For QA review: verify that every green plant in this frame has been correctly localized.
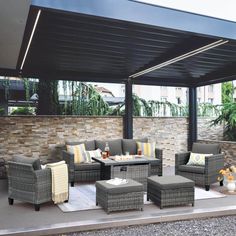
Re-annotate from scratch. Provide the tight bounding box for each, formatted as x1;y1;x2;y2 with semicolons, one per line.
222;82;233;104
11;107;34;115
211;102;236;141
0;107;5;116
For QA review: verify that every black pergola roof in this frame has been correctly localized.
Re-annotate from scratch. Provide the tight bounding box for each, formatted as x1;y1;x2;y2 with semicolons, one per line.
13;0;236;87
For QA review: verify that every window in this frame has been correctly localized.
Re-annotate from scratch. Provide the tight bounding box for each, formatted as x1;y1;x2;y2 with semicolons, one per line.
197;98;201;103
208;85;214;93
208;98;213;104
161;97;167;102
176;97;181;104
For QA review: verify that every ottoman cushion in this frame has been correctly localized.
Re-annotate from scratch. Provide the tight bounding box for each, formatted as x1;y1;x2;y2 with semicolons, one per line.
96;179;143;194
147;175;194;190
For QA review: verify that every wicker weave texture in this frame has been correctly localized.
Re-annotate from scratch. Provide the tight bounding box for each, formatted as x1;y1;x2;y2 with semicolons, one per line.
147;181;194;209
96;186;144;213
111;164;149;190
175;152;224;187
8;162;52;205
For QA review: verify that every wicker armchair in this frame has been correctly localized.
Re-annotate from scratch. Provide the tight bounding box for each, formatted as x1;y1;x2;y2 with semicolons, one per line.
175;143;224;191
8;156;52;211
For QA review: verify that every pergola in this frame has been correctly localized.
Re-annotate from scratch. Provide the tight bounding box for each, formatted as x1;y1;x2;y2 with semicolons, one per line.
1;0;236;149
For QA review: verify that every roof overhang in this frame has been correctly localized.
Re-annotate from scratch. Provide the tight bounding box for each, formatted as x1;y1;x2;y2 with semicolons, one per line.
1;0;236;87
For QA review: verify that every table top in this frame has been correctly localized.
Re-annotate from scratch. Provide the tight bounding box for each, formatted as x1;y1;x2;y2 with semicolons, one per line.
92;155;159;166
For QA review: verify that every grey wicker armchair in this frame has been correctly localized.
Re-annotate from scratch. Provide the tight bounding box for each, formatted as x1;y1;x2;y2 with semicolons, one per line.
175;143;224;191
8;156;52;211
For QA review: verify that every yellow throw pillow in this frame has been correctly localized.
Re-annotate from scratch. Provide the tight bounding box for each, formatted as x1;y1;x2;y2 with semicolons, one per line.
66;144;86;164
187;152;213;166
137;142;155;157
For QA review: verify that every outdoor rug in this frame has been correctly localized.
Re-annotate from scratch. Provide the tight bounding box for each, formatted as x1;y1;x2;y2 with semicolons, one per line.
58;183;226;212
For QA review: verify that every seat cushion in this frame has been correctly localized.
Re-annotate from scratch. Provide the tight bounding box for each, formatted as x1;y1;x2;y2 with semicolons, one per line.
12;155;41;170
147;175;194;190
65;140;95;151
74;162;101;171
178;165;205;174
96;179;143;194
192;143;220;155
95;139;122;156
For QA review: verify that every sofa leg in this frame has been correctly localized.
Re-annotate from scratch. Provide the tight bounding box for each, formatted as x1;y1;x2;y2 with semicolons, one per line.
205;185;210;191
8;198;14;205
220;180;224;186
71;182;74;187
64;200;68;203
34;204;40;211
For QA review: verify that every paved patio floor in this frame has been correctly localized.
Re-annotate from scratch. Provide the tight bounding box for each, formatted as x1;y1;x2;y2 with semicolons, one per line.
0;167;235;236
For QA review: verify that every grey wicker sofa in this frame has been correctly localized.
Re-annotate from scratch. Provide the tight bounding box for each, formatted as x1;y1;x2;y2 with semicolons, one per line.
8;156;52;211
62;138;163;187
175;143;224;191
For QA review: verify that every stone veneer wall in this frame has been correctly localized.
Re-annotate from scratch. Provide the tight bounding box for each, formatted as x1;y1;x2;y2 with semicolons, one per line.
197;117;223;141
133;117;188;166
0;116;123;164
0;116;232;166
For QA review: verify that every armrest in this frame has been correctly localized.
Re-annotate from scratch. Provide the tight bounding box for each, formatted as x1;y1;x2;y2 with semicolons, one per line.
34;168;51;184
205;154;224;175
175;152;190;166
62;150;75;171
155;148;163;161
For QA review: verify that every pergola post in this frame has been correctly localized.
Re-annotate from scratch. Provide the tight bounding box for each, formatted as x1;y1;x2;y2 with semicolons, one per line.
188;86;197;150
124;78;133;139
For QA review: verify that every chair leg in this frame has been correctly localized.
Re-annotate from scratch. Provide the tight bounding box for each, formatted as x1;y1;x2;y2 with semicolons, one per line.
71;181;74;187
34;204;40;211
205;185;210;191
220;180;224;186
8;198;14;205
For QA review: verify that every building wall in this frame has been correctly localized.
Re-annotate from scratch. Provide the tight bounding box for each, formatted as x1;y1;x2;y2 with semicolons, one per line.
0;116;230;166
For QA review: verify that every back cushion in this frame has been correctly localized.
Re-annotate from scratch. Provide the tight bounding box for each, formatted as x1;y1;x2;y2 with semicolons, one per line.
12;156;41;170
122;139;137;155
95;139;122;156
192;143;220;155
65;140;95;151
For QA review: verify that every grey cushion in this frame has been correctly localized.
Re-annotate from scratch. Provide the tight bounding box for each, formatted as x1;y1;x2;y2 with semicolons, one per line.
74;162;101;171
95;139;122;156
178;165;205;174
65;140;95;151
96;179;143;194
122;139;137;155
147;175;194;190
192;143;220;155
12;156;41;170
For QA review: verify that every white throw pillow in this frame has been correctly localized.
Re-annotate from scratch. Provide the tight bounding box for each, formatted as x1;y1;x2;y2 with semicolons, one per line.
85;149;102;163
187;152;213;166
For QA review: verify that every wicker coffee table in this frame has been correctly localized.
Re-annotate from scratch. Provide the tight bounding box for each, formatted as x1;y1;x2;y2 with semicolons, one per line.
96;179;144;213
147;175;194;209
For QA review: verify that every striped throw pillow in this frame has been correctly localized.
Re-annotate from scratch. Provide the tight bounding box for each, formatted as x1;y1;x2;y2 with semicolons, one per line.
66;144;87;164
85;149;102;163
137;142;155;157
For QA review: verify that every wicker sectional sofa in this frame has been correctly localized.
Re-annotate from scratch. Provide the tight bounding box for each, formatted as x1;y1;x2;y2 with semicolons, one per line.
62;138;163;186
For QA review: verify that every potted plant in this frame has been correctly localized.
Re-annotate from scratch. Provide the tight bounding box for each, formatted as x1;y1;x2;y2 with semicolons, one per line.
218;166;236;192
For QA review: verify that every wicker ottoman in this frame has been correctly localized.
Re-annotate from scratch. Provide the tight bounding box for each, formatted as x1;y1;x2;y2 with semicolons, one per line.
95;179;144;213
147;175;194;209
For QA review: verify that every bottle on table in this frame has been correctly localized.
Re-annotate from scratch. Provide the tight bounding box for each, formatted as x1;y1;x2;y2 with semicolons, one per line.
105;142;110;157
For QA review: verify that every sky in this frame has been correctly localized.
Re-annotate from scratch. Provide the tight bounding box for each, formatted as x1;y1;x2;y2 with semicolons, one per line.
137;0;236;22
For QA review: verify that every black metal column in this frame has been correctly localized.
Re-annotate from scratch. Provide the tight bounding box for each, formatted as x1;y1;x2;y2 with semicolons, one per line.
124;78;133;139
188;86;197;150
